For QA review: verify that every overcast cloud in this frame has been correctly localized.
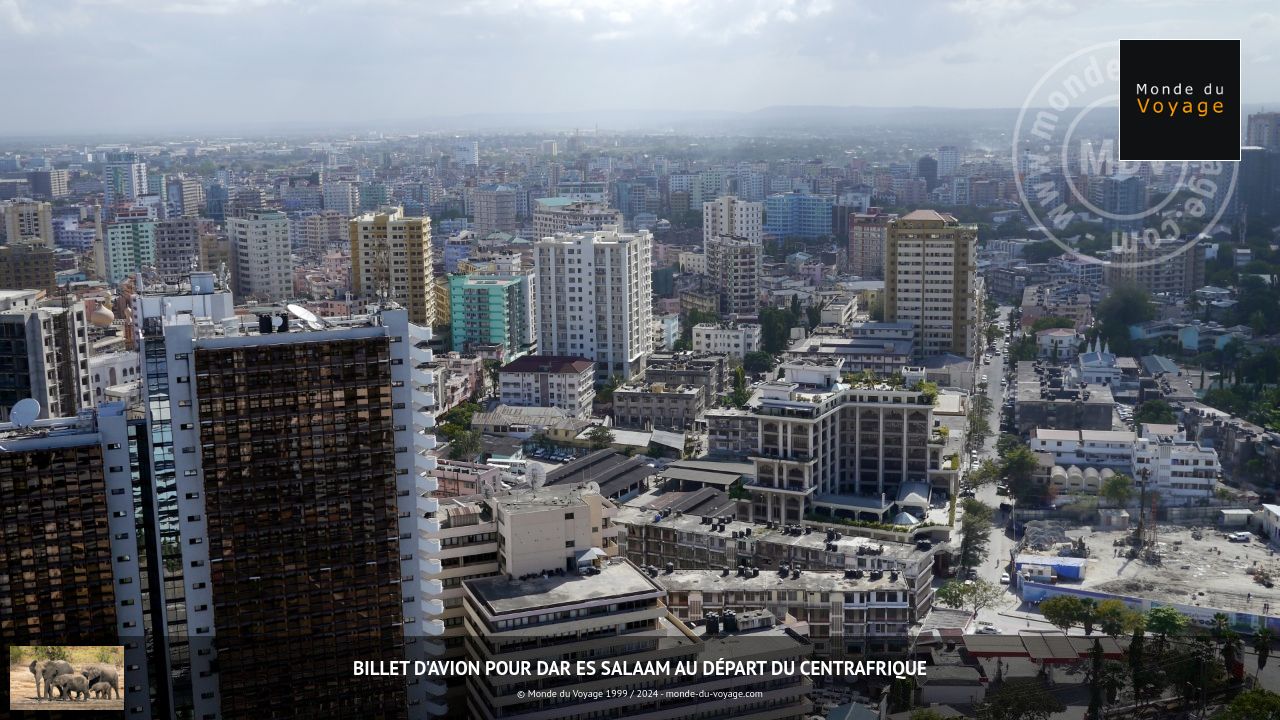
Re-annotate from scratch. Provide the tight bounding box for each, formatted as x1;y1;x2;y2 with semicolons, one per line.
1;0;1278;134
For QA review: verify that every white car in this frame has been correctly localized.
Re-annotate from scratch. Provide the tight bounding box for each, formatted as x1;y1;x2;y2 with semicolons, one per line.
981;375;989;383
1000;572;1011;584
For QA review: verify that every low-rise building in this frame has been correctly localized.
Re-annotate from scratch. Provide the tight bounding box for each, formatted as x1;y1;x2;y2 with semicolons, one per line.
691;322;761;359
645;351;729;398
614;383;706;431
1035;327;1081;360
1133;422;1221;500
498;355;595;418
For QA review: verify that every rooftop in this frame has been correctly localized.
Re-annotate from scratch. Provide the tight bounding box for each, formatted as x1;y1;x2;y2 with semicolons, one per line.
465;559;664;616
499;355;593;375
657;568;907;594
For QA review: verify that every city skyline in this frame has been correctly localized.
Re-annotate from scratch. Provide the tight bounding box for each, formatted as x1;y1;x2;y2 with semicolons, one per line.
3;0;1280;135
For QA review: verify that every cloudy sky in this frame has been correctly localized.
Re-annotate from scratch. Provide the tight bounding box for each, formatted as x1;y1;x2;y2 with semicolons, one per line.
1;0;1278;135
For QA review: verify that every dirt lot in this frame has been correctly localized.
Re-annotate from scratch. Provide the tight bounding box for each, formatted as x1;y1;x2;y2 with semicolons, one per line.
9;665;125;712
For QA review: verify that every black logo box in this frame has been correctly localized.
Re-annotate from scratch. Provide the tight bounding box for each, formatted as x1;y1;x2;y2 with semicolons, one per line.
1119;39;1241;162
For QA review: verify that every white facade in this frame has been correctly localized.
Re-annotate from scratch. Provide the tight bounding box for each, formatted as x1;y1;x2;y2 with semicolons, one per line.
1030;429;1135;470
1134;423;1221;499
89;350;140;406
678;251;706;274
498;358;595;418
535;227;653;382
228;210;291;301
702;195;763;247
323;181;359;217
691;323;761;360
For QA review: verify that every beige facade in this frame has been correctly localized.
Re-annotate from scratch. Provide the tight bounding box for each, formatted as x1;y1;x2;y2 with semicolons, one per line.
349;207;436;326
884;209;979;358
1;199;53;247
532;199;622;238
614;383;706;431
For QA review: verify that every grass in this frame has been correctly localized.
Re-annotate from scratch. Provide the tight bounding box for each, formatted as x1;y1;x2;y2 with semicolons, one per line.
10;645;123;668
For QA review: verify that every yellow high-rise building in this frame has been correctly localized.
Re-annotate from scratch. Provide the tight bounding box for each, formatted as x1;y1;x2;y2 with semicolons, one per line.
349;207;435;326
885;209;981;359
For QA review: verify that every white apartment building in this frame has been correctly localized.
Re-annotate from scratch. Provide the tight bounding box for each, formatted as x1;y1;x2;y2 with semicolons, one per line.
1134;423;1221;500
323;181;359;217
703;195;763;247
678;250;706;274
691;322;761;359
227;209;292;301
498;355;595;418
1030;429;1136;470
535;227;653;382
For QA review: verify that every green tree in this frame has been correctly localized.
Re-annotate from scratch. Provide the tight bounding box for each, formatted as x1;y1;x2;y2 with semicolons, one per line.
729;366;751;408
1094;599;1142;637
596;375;622;404
1146;606;1189;648
1030;316;1075;332
1100;473;1135;508
968;459;1001;488
34;646;70;661
958;498;993;570
1095;282;1155;354
935;579;1004;616
1133;399;1177;426
996;433;1023;457
586;425;615;450
976;678;1066;720
868;295;885;322
1254;627;1274;678
1040;595;1086;633
1086;639;1104;720
1002;445;1044;505
743;351;774;374
448;430;482;460
1217;688;1280;720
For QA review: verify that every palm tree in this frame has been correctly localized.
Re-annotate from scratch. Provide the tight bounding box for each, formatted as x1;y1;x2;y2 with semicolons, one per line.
1222;630;1244;683
1255;627;1275;680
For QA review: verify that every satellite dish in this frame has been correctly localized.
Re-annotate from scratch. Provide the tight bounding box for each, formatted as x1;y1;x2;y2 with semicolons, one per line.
287;303;327;331
271;314;285;329
583;481;600;496
10;398;40;429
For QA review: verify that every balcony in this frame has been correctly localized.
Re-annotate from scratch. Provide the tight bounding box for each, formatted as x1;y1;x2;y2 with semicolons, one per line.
424;619;446;637
421;517;441;534
421;640;445;657
416;412;435;429
420;475;439;493
408;324;432;344
412;366;435;386
422;558;443;575
421;678;448;697
421;577;443;595
418;495;439;514
411;347;434;365
413;389;436;408
415;431;437;451
418;456;438;472
423;598;445;616
422;538;442;555
424;699;449;716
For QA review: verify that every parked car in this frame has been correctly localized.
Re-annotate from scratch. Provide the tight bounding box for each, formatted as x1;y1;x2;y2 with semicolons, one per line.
1000;572;1011;584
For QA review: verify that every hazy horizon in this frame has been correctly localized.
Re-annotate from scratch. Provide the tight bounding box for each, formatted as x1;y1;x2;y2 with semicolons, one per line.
2;0;1280;136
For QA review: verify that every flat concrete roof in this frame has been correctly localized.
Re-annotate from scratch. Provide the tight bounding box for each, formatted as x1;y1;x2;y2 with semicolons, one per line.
466;560;663;616
658;569;907;594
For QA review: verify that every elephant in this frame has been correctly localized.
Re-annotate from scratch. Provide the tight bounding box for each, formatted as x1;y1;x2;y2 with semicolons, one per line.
29;659;74;701
91;681;113;699
82;664;121;699
52;672;90;701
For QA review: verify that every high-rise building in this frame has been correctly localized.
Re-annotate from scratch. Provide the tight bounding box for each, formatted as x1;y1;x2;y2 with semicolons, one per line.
0;402;148;712
453;140;479;167
164;174;205;218
0;295;91;419
26;168;69;199
885;209;980;358
298;209;347;256
1104;237;1205;298
764;192;834;239
0;243;57;292
916;155;939;191
153;216;201;283
350;207;436;326
937;146;960;178
122;278;443;718
103;152;148;219
702;195;763;247
1;198;53;246
104;219;157;284
471;184;518;236
228;209;292;302
323;180;360;217
1247;111;1280;150
705;235;762;318
1239;146;1280;221
849;207;896;280
535;227;653;382
447;273;535;361
531;198;623;238
1090;174;1145;232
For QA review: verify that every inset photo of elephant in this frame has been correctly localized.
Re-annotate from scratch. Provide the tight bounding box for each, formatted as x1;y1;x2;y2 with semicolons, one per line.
9;645;125;711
